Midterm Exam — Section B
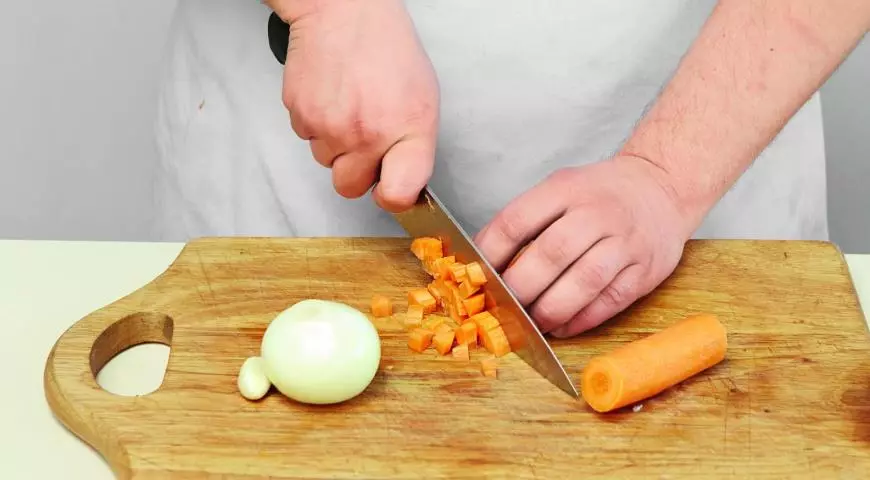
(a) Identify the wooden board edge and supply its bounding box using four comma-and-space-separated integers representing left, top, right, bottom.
825, 239, 870, 334
40, 241, 203, 479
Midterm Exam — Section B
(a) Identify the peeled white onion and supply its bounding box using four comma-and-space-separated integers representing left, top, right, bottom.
259, 299, 381, 405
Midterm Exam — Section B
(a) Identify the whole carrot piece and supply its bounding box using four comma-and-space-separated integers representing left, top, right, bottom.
580, 313, 727, 413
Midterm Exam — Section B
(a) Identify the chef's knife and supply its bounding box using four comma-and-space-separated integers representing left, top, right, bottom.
393, 187, 579, 398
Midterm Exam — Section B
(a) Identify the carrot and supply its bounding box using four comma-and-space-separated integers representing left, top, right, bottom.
433, 330, 456, 355
469, 311, 501, 338
408, 328, 435, 353
446, 304, 465, 324
408, 288, 437, 314
404, 304, 424, 330
404, 316, 422, 331
455, 322, 478, 346
427, 281, 443, 304
452, 343, 470, 361
481, 326, 511, 357
435, 323, 453, 335
430, 256, 456, 279
580, 313, 728, 413
423, 315, 448, 331
458, 280, 480, 299
462, 293, 485, 317
448, 263, 467, 283
411, 237, 443, 262
481, 357, 498, 378
465, 261, 488, 286
371, 295, 392, 317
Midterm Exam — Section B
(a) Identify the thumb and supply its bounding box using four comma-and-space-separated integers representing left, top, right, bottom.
373, 135, 435, 213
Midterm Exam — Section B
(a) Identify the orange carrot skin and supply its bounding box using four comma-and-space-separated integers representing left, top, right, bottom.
581, 313, 727, 413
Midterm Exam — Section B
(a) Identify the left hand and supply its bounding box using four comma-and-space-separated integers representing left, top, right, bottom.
474, 155, 694, 338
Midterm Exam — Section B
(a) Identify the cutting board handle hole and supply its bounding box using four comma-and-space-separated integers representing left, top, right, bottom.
90, 312, 174, 397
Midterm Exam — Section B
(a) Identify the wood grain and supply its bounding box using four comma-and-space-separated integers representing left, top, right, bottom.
43, 237, 870, 479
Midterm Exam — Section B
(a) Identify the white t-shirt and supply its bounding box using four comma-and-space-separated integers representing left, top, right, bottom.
151, 0, 829, 242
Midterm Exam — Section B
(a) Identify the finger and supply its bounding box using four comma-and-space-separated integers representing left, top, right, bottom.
331, 149, 382, 199
549, 264, 646, 338
372, 135, 435, 213
473, 176, 569, 272
309, 138, 344, 168
289, 111, 314, 140
530, 236, 634, 334
502, 209, 610, 306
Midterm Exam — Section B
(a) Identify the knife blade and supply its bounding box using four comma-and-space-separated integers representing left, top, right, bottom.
392, 186, 579, 398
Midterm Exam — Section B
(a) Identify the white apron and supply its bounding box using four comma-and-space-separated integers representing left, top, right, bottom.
152, 0, 829, 242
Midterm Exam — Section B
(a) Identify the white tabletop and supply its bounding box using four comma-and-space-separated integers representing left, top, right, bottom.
2, 239, 868, 478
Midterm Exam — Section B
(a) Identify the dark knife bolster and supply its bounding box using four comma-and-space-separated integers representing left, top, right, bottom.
267, 12, 290, 65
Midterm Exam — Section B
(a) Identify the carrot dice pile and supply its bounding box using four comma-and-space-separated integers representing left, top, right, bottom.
404, 236, 513, 377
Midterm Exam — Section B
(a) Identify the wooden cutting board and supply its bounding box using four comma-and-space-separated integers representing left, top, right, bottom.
44, 237, 870, 479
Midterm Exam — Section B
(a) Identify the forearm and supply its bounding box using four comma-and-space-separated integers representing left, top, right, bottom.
620, 0, 870, 231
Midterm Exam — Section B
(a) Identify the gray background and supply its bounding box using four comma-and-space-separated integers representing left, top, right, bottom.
0, 1, 867, 252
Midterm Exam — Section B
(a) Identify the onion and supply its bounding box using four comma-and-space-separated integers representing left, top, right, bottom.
258, 299, 381, 405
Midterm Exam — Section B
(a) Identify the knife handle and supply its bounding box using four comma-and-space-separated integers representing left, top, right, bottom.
267, 12, 291, 65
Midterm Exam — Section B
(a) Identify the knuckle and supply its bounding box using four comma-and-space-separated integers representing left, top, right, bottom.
492, 207, 533, 244
599, 283, 632, 309
348, 118, 382, 147
579, 261, 611, 290
538, 234, 575, 269
532, 301, 564, 328
320, 112, 345, 136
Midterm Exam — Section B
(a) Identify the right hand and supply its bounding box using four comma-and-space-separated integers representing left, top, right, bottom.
271, 0, 441, 213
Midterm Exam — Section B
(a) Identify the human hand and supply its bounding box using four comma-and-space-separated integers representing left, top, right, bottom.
474, 156, 694, 337
277, 0, 440, 212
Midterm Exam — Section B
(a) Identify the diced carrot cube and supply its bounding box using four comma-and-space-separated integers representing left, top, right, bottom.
465, 262, 488, 286
443, 281, 460, 302
448, 263, 467, 283
426, 280, 444, 302
469, 311, 501, 337
423, 315, 448, 331
407, 304, 424, 320
452, 343, 470, 361
404, 316, 422, 330
435, 323, 453, 335
482, 326, 511, 357
458, 280, 479, 299
481, 357, 498, 378
462, 294, 485, 316
411, 237, 444, 262
433, 330, 456, 355
446, 303, 465, 324
408, 289, 437, 314
430, 256, 456, 279
422, 257, 437, 277
408, 328, 434, 353
371, 295, 392, 317
455, 322, 478, 346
